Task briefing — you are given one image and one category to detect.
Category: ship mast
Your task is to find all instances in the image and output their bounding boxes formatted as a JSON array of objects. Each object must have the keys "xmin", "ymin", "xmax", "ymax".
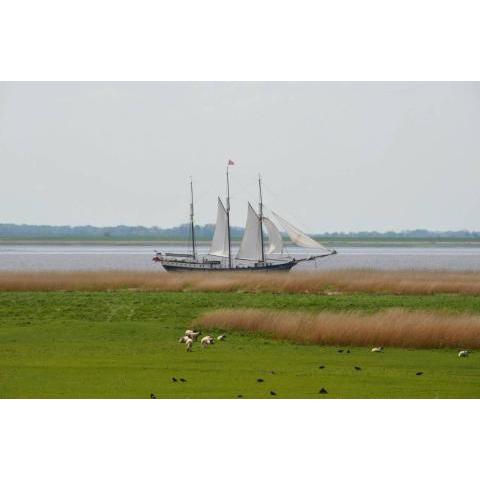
[
  {"xmin": 226, "ymin": 166, "xmax": 232, "ymax": 268},
  {"xmin": 189, "ymin": 177, "xmax": 196, "ymax": 260},
  {"xmin": 258, "ymin": 174, "xmax": 265, "ymax": 263}
]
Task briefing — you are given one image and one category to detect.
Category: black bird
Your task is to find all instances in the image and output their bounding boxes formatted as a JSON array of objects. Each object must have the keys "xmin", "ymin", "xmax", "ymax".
[
  {"xmin": 257, "ymin": 378, "xmax": 264, "ymax": 383},
  {"xmin": 416, "ymin": 372, "xmax": 424, "ymax": 376},
  {"xmin": 150, "ymin": 393, "xmax": 157, "ymax": 399},
  {"xmin": 346, "ymin": 350, "xmax": 351, "ymax": 354},
  {"xmin": 337, "ymin": 349, "xmax": 344, "ymax": 353},
  {"xmin": 270, "ymin": 391, "xmax": 277, "ymax": 396},
  {"xmin": 354, "ymin": 366, "xmax": 362, "ymax": 371},
  {"xmin": 319, "ymin": 365, "xmax": 325, "ymax": 369},
  {"xmin": 180, "ymin": 378, "xmax": 187, "ymax": 383},
  {"xmin": 319, "ymin": 388, "xmax": 328, "ymax": 394},
  {"xmin": 171, "ymin": 377, "xmax": 178, "ymax": 382},
  {"xmin": 237, "ymin": 394, "xmax": 243, "ymax": 398},
  {"xmin": 270, "ymin": 370, "xmax": 276, "ymax": 375}
]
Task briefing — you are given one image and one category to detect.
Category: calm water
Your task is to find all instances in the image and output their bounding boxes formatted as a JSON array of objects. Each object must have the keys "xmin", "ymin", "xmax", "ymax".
[{"xmin": 2, "ymin": 244, "xmax": 480, "ymax": 272}]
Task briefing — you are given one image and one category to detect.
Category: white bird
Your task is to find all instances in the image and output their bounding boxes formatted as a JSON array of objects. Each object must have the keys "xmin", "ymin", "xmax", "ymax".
[
  {"xmin": 186, "ymin": 338, "xmax": 193, "ymax": 352},
  {"xmin": 458, "ymin": 350, "xmax": 470, "ymax": 358},
  {"xmin": 217, "ymin": 334, "xmax": 227, "ymax": 341},
  {"xmin": 201, "ymin": 336, "xmax": 214, "ymax": 347},
  {"xmin": 371, "ymin": 346, "xmax": 384, "ymax": 353},
  {"xmin": 187, "ymin": 331, "xmax": 201, "ymax": 341}
]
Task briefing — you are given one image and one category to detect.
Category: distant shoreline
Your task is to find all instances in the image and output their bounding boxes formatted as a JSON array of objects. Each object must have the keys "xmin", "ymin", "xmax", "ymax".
[{"xmin": 2, "ymin": 238, "xmax": 480, "ymax": 248}]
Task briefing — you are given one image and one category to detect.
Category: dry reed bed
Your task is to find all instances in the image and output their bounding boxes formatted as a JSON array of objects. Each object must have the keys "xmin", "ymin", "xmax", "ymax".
[
  {"xmin": 195, "ymin": 308, "xmax": 480, "ymax": 349},
  {"xmin": 2, "ymin": 270, "xmax": 480, "ymax": 295}
]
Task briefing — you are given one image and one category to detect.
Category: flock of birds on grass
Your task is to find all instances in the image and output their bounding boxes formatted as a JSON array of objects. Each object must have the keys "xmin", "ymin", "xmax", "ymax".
[
  {"xmin": 149, "ymin": 334, "xmax": 472, "ymax": 398},
  {"xmin": 370, "ymin": 346, "xmax": 471, "ymax": 358},
  {"xmin": 178, "ymin": 329, "xmax": 227, "ymax": 352}
]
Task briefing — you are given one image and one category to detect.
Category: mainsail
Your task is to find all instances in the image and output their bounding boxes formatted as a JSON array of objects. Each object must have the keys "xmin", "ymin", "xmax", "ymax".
[
  {"xmin": 270, "ymin": 210, "xmax": 330, "ymax": 251},
  {"xmin": 263, "ymin": 216, "xmax": 284, "ymax": 254},
  {"xmin": 236, "ymin": 203, "xmax": 263, "ymax": 261},
  {"xmin": 209, "ymin": 197, "xmax": 230, "ymax": 257}
]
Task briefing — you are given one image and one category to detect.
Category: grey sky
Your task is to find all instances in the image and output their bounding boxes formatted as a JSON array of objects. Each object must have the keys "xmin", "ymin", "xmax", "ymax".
[{"xmin": 1, "ymin": 82, "xmax": 479, "ymax": 232}]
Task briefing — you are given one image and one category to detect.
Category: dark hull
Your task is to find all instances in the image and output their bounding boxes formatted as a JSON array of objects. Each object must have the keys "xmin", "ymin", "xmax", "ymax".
[{"xmin": 160, "ymin": 260, "xmax": 298, "ymax": 272}]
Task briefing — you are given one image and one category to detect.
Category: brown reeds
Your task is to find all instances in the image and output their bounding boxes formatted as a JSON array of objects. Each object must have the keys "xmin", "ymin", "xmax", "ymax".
[
  {"xmin": 195, "ymin": 308, "xmax": 480, "ymax": 349},
  {"xmin": 2, "ymin": 270, "xmax": 480, "ymax": 295}
]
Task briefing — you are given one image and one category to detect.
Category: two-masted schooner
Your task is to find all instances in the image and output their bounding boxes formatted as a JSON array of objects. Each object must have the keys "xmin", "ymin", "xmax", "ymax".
[{"xmin": 153, "ymin": 165, "xmax": 336, "ymax": 272}]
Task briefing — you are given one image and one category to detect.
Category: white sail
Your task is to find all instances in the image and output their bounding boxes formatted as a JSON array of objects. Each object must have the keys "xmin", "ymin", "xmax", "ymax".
[
  {"xmin": 270, "ymin": 210, "xmax": 330, "ymax": 251},
  {"xmin": 209, "ymin": 197, "xmax": 230, "ymax": 257},
  {"xmin": 263, "ymin": 216, "xmax": 284, "ymax": 254},
  {"xmin": 236, "ymin": 203, "xmax": 263, "ymax": 261}
]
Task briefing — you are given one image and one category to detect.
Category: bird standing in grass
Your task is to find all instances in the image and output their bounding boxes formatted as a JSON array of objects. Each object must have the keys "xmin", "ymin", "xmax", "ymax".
[
  {"xmin": 257, "ymin": 378, "xmax": 264, "ymax": 383},
  {"xmin": 319, "ymin": 365, "xmax": 325, "ymax": 369},
  {"xmin": 354, "ymin": 366, "xmax": 362, "ymax": 371},
  {"xmin": 201, "ymin": 336, "xmax": 214, "ymax": 347},
  {"xmin": 171, "ymin": 377, "xmax": 178, "ymax": 382},
  {"xmin": 180, "ymin": 378, "xmax": 187, "ymax": 383},
  {"xmin": 270, "ymin": 391, "xmax": 277, "ymax": 396},
  {"xmin": 458, "ymin": 350, "xmax": 470, "ymax": 358},
  {"xmin": 217, "ymin": 334, "xmax": 227, "ymax": 341},
  {"xmin": 185, "ymin": 330, "xmax": 201, "ymax": 341},
  {"xmin": 371, "ymin": 346, "xmax": 384, "ymax": 353},
  {"xmin": 150, "ymin": 393, "xmax": 157, "ymax": 399},
  {"xmin": 416, "ymin": 372, "xmax": 424, "ymax": 376},
  {"xmin": 319, "ymin": 388, "xmax": 328, "ymax": 394}
]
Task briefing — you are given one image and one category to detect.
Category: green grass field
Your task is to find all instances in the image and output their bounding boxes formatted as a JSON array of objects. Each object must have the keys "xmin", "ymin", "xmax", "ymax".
[{"xmin": 1, "ymin": 290, "xmax": 480, "ymax": 398}]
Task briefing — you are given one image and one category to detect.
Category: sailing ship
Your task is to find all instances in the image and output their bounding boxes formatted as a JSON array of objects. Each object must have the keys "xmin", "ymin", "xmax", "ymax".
[{"xmin": 153, "ymin": 165, "xmax": 336, "ymax": 272}]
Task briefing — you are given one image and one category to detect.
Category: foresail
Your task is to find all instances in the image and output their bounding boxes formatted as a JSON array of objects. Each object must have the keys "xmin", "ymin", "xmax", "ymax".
[
  {"xmin": 270, "ymin": 211, "xmax": 330, "ymax": 251},
  {"xmin": 209, "ymin": 197, "xmax": 229, "ymax": 257},
  {"xmin": 263, "ymin": 216, "xmax": 284, "ymax": 254},
  {"xmin": 236, "ymin": 203, "xmax": 263, "ymax": 261}
]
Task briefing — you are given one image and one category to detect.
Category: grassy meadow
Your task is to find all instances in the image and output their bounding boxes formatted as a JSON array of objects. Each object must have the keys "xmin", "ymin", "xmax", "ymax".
[{"xmin": 1, "ymin": 274, "xmax": 480, "ymax": 399}]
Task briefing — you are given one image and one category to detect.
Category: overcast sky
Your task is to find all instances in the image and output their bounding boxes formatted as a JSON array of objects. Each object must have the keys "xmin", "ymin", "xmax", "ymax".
[{"xmin": 0, "ymin": 82, "xmax": 479, "ymax": 232}]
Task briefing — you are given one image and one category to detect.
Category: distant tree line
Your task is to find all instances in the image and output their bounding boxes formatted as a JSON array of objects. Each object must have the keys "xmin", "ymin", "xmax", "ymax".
[
  {"xmin": 0, "ymin": 223, "xmax": 245, "ymax": 240},
  {"xmin": 320, "ymin": 229, "xmax": 480, "ymax": 239},
  {"xmin": 1, "ymin": 223, "xmax": 480, "ymax": 240}
]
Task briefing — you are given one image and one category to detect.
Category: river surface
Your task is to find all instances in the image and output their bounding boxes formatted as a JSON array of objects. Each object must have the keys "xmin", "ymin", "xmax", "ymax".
[{"xmin": 2, "ymin": 244, "xmax": 480, "ymax": 272}]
